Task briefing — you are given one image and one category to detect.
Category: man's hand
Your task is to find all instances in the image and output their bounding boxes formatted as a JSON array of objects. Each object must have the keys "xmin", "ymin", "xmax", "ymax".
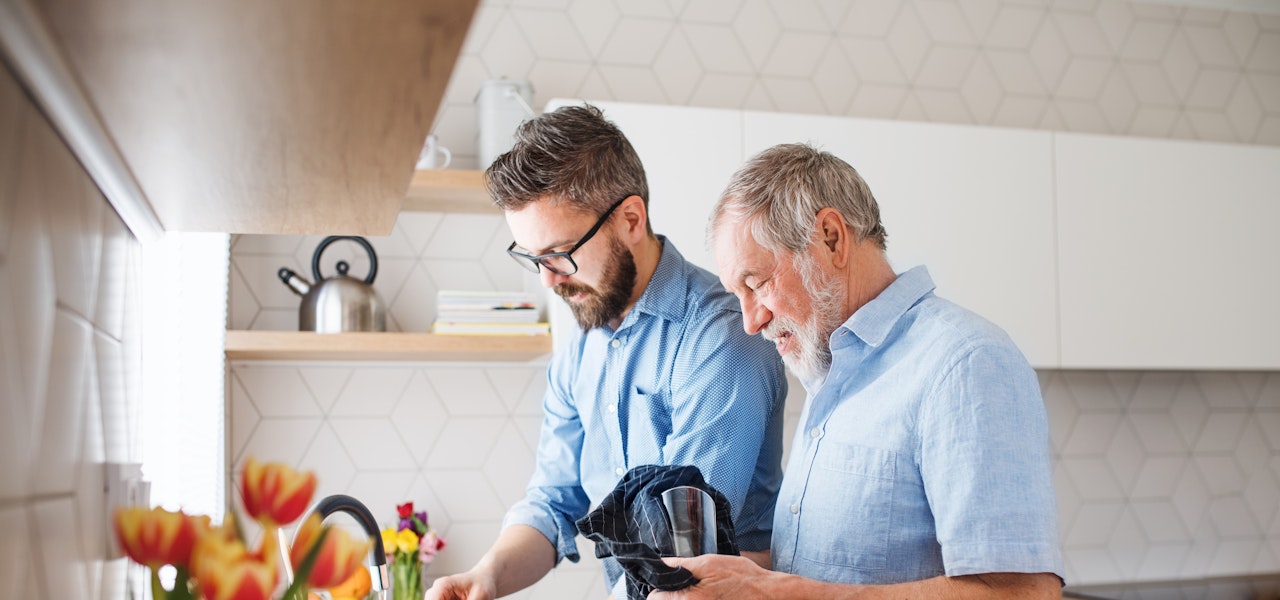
[
  {"xmin": 423, "ymin": 571, "xmax": 498, "ymax": 600},
  {"xmin": 647, "ymin": 555, "xmax": 784, "ymax": 600}
]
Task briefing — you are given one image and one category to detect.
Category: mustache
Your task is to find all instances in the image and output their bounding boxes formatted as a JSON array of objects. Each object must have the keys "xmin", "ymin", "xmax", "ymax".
[
  {"xmin": 762, "ymin": 317, "xmax": 796, "ymax": 342},
  {"xmin": 555, "ymin": 282, "xmax": 596, "ymax": 300}
]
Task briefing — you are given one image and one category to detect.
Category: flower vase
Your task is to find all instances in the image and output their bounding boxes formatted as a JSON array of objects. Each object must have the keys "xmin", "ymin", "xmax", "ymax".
[{"xmin": 390, "ymin": 554, "xmax": 423, "ymax": 600}]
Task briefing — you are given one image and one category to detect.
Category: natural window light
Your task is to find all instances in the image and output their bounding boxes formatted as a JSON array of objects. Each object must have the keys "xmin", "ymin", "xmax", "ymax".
[{"xmin": 139, "ymin": 231, "xmax": 230, "ymax": 522}]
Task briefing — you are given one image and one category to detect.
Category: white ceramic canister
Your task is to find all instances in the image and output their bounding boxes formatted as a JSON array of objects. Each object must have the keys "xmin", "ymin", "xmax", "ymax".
[{"xmin": 475, "ymin": 78, "xmax": 535, "ymax": 169}]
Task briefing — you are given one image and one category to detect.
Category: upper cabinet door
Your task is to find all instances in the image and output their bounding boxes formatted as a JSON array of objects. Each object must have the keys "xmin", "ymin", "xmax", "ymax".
[
  {"xmin": 744, "ymin": 112, "xmax": 1060, "ymax": 368},
  {"xmin": 33, "ymin": 0, "xmax": 477, "ymax": 235},
  {"xmin": 1056, "ymin": 134, "xmax": 1280, "ymax": 370}
]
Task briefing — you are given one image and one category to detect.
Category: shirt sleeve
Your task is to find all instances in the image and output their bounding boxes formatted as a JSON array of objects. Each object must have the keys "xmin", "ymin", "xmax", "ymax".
[
  {"xmin": 501, "ymin": 343, "xmax": 591, "ymax": 564},
  {"xmin": 662, "ymin": 307, "xmax": 787, "ymax": 552},
  {"xmin": 919, "ymin": 342, "xmax": 1064, "ymax": 578}
]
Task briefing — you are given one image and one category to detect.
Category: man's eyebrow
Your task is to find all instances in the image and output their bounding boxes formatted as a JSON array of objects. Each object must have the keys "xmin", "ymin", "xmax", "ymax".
[
  {"xmin": 731, "ymin": 268, "xmax": 765, "ymax": 288},
  {"xmin": 516, "ymin": 237, "xmax": 577, "ymax": 255}
]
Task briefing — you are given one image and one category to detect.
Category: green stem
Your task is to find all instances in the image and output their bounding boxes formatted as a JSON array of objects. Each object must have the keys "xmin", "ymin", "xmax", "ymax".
[
  {"xmin": 150, "ymin": 569, "xmax": 166, "ymax": 600},
  {"xmin": 282, "ymin": 527, "xmax": 330, "ymax": 600},
  {"xmin": 171, "ymin": 566, "xmax": 196, "ymax": 600}
]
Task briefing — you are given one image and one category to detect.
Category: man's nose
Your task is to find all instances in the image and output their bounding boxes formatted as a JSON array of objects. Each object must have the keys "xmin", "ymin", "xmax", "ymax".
[
  {"xmin": 740, "ymin": 296, "xmax": 771, "ymax": 336},
  {"xmin": 539, "ymin": 267, "xmax": 568, "ymax": 288}
]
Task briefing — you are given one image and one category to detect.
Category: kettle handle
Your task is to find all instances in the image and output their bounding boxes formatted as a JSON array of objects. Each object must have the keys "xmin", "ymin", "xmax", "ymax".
[{"xmin": 312, "ymin": 236, "xmax": 378, "ymax": 285}]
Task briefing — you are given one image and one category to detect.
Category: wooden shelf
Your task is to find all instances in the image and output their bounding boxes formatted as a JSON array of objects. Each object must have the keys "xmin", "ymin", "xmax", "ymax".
[
  {"xmin": 403, "ymin": 169, "xmax": 498, "ymax": 213},
  {"xmin": 225, "ymin": 330, "xmax": 550, "ymax": 362}
]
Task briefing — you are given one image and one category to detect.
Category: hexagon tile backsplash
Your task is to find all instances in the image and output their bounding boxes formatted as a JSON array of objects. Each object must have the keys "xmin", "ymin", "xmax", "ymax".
[{"xmin": 430, "ymin": 0, "xmax": 1280, "ymax": 172}]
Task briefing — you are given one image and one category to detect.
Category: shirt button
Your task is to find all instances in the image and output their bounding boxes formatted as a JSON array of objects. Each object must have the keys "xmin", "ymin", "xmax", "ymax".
[
  {"xmin": 607, "ymin": 403, "xmax": 617, "ymax": 413},
  {"xmin": 615, "ymin": 467, "xmax": 625, "ymax": 476},
  {"xmin": 790, "ymin": 503, "xmax": 799, "ymax": 514},
  {"xmin": 809, "ymin": 427, "xmax": 822, "ymax": 439},
  {"xmin": 611, "ymin": 339, "xmax": 621, "ymax": 348}
]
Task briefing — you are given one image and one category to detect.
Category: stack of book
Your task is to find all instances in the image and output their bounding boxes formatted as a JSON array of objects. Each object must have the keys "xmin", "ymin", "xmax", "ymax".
[{"xmin": 430, "ymin": 290, "xmax": 550, "ymax": 336}]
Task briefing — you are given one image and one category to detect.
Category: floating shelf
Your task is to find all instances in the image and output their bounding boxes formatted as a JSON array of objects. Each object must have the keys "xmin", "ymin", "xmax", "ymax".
[
  {"xmin": 403, "ymin": 169, "xmax": 498, "ymax": 213},
  {"xmin": 225, "ymin": 330, "xmax": 551, "ymax": 362}
]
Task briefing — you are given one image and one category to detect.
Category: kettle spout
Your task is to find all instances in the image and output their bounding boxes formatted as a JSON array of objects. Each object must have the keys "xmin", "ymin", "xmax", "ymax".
[{"xmin": 278, "ymin": 267, "xmax": 312, "ymax": 296}]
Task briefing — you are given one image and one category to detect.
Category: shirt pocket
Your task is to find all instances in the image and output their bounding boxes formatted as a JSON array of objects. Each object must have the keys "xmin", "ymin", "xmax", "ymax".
[
  {"xmin": 625, "ymin": 387, "xmax": 670, "ymax": 465},
  {"xmin": 797, "ymin": 442, "xmax": 895, "ymax": 572}
]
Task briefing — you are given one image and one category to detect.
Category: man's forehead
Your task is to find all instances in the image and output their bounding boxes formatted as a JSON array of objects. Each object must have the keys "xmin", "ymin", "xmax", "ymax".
[{"xmin": 714, "ymin": 227, "xmax": 775, "ymax": 279}]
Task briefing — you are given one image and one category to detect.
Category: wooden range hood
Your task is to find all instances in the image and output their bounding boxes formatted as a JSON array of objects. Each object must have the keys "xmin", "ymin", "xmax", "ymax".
[{"xmin": 1, "ymin": 0, "xmax": 477, "ymax": 236}]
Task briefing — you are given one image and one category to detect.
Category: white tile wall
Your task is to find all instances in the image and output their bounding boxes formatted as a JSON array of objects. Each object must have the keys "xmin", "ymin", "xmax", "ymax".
[
  {"xmin": 1, "ymin": 64, "xmax": 142, "ymax": 599},
  {"xmin": 431, "ymin": 0, "xmax": 1280, "ymax": 172},
  {"xmin": 225, "ymin": 0, "xmax": 1280, "ymax": 596}
]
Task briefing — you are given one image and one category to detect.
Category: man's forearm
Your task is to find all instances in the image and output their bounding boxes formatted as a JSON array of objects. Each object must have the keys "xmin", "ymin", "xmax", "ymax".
[{"xmin": 474, "ymin": 524, "xmax": 558, "ymax": 596}]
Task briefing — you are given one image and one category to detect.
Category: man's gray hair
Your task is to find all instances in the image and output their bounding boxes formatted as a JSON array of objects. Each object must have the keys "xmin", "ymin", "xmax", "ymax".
[
  {"xmin": 709, "ymin": 143, "xmax": 886, "ymax": 254},
  {"xmin": 485, "ymin": 103, "xmax": 650, "ymax": 231}
]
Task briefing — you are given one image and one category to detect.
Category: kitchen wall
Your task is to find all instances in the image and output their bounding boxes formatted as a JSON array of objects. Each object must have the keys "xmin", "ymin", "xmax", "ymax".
[
  {"xmin": 0, "ymin": 62, "xmax": 144, "ymax": 598},
  {"xmin": 227, "ymin": 0, "xmax": 1280, "ymax": 596}
]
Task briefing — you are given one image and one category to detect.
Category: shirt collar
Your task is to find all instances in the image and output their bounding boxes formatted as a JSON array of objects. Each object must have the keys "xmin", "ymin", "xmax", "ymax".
[
  {"xmin": 839, "ymin": 265, "xmax": 935, "ymax": 348},
  {"xmin": 625, "ymin": 235, "xmax": 689, "ymax": 324}
]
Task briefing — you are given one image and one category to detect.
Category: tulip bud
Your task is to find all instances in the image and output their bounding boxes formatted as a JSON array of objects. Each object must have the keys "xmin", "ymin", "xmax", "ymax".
[
  {"xmin": 291, "ymin": 514, "xmax": 373, "ymax": 589},
  {"xmin": 113, "ymin": 506, "xmax": 202, "ymax": 570},
  {"xmin": 240, "ymin": 457, "xmax": 317, "ymax": 528},
  {"xmin": 190, "ymin": 518, "xmax": 279, "ymax": 600}
]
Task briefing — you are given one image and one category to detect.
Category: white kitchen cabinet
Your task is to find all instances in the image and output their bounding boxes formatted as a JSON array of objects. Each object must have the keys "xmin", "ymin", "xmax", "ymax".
[
  {"xmin": 552, "ymin": 102, "xmax": 1060, "ymax": 367},
  {"xmin": 1055, "ymin": 133, "xmax": 1280, "ymax": 370},
  {"xmin": 742, "ymin": 112, "xmax": 1061, "ymax": 368}
]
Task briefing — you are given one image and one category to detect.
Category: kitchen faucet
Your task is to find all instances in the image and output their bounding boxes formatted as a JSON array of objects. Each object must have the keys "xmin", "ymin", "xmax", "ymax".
[{"xmin": 283, "ymin": 494, "xmax": 390, "ymax": 598}]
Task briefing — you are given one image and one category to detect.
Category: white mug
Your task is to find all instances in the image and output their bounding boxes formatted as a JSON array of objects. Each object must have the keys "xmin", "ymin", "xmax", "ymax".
[{"xmin": 416, "ymin": 133, "xmax": 452, "ymax": 170}]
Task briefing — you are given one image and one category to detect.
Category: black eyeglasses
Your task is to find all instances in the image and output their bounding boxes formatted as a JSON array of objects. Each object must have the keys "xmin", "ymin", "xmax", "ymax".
[{"xmin": 506, "ymin": 196, "xmax": 630, "ymax": 276}]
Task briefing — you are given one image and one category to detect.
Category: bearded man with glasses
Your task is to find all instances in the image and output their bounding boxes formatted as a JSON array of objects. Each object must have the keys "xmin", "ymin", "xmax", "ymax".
[{"xmin": 426, "ymin": 104, "xmax": 787, "ymax": 600}]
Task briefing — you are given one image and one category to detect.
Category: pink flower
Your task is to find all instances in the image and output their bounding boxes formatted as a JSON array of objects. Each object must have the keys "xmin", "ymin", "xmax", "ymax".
[{"xmin": 418, "ymin": 531, "xmax": 447, "ymax": 563}]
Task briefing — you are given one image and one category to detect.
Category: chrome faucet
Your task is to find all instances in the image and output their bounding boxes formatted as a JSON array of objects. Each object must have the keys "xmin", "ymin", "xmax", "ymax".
[{"xmin": 283, "ymin": 494, "xmax": 390, "ymax": 598}]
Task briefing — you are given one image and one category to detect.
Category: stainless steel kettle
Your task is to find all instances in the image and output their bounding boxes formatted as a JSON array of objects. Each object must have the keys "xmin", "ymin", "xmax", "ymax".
[{"xmin": 278, "ymin": 236, "xmax": 387, "ymax": 333}]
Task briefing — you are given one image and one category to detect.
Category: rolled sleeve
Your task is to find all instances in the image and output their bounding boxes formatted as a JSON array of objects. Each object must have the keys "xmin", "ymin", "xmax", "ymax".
[
  {"xmin": 921, "ymin": 343, "xmax": 1063, "ymax": 578},
  {"xmin": 502, "ymin": 350, "xmax": 591, "ymax": 564}
]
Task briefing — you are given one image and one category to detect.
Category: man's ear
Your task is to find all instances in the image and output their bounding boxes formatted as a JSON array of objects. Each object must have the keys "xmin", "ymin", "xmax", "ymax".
[
  {"xmin": 617, "ymin": 195, "xmax": 648, "ymax": 242},
  {"xmin": 814, "ymin": 208, "xmax": 850, "ymax": 269}
]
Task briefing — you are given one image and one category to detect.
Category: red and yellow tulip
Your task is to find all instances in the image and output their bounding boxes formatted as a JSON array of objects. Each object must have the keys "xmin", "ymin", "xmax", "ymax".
[
  {"xmin": 190, "ymin": 516, "xmax": 280, "ymax": 600},
  {"xmin": 113, "ymin": 506, "xmax": 205, "ymax": 569},
  {"xmin": 290, "ymin": 514, "xmax": 372, "ymax": 589},
  {"xmin": 240, "ymin": 458, "xmax": 317, "ymax": 529}
]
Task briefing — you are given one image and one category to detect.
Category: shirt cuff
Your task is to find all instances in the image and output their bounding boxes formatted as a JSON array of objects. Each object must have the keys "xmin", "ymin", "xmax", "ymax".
[
  {"xmin": 502, "ymin": 501, "xmax": 582, "ymax": 565},
  {"xmin": 941, "ymin": 540, "xmax": 1064, "ymax": 581}
]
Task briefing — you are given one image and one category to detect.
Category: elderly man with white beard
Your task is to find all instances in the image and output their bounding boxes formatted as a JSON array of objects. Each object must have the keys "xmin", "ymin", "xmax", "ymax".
[{"xmin": 650, "ymin": 143, "xmax": 1065, "ymax": 600}]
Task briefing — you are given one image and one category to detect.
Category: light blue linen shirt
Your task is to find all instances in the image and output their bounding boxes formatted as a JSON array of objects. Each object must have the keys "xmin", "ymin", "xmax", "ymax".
[
  {"xmin": 772, "ymin": 266, "xmax": 1063, "ymax": 584},
  {"xmin": 504, "ymin": 237, "xmax": 787, "ymax": 578}
]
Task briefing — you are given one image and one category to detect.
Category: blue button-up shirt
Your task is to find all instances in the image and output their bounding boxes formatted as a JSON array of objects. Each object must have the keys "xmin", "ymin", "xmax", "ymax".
[
  {"xmin": 504, "ymin": 237, "xmax": 787, "ymax": 578},
  {"xmin": 772, "ymin": 266, "xmax": 1063, "ymax": 584}
]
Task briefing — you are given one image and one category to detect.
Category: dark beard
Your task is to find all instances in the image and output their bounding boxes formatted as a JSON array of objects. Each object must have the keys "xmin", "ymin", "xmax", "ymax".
[{"xmin": 554, "ymin": 235, "xmax": 637, "ymax": 332}]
